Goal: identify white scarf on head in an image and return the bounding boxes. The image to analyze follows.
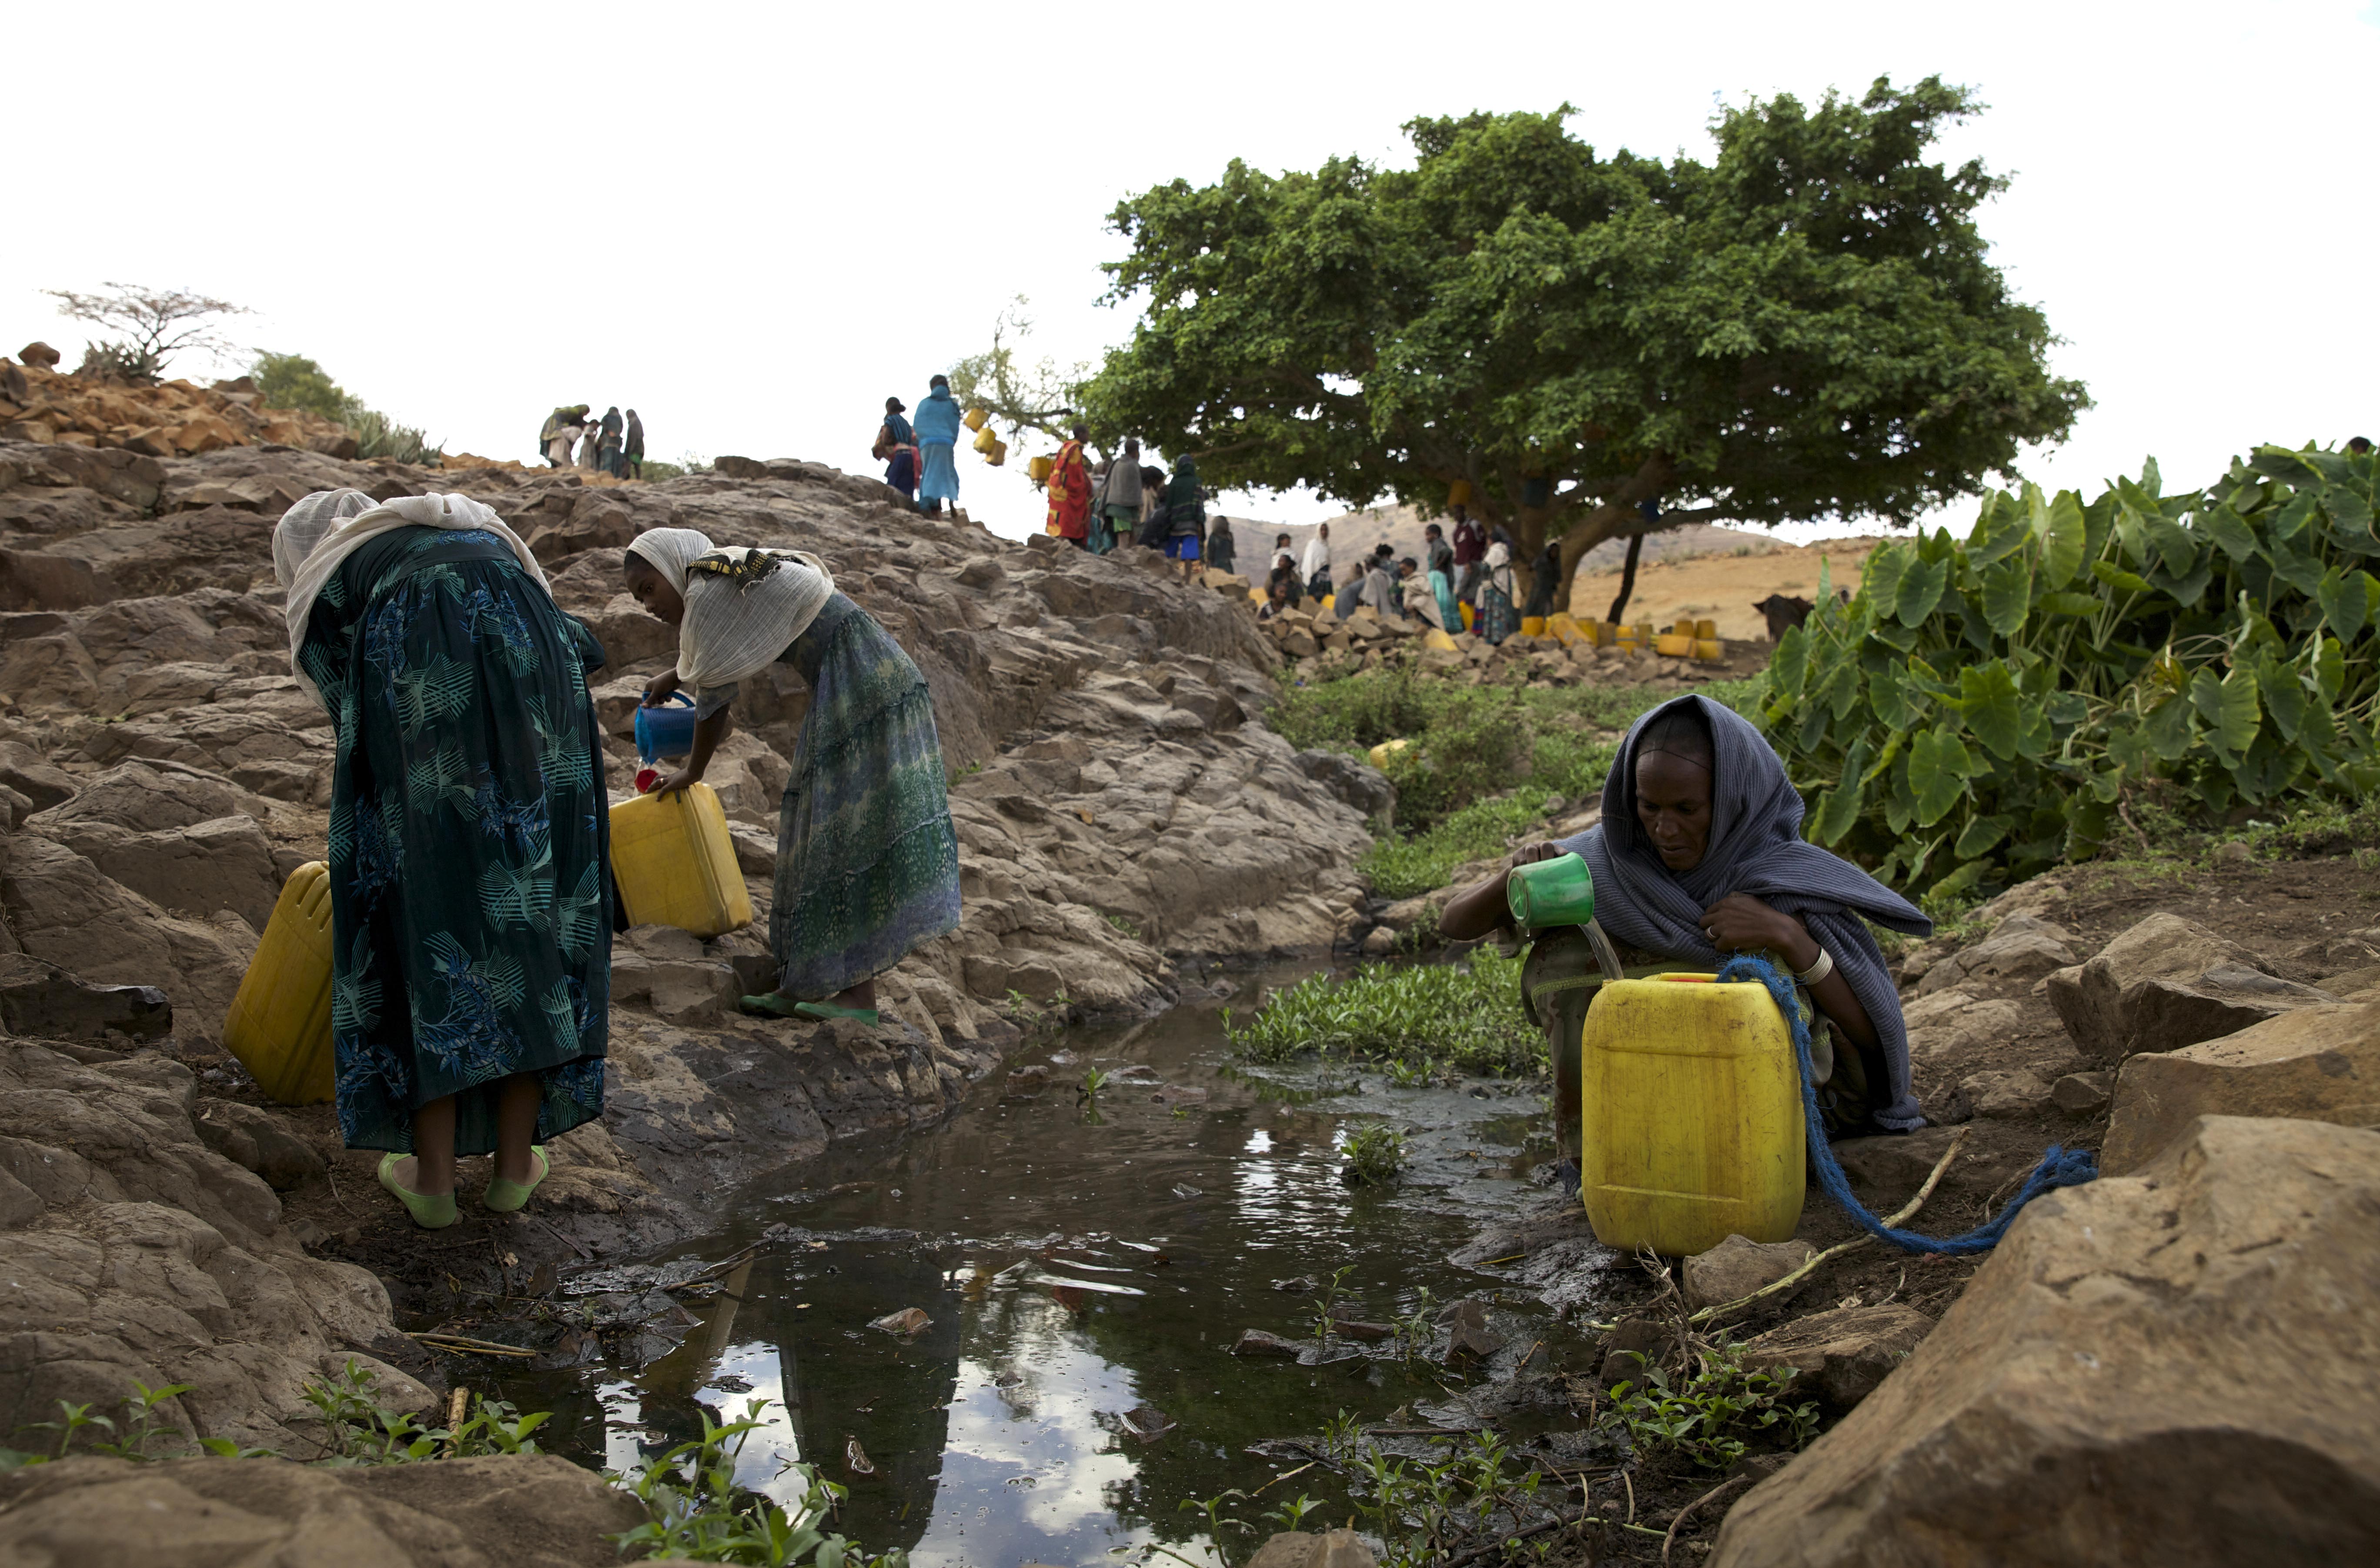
[625,526,836,693]
[277,490,551,710]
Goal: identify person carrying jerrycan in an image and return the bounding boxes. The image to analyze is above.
[1436,697,1931,1183]
[623,528,961,1025]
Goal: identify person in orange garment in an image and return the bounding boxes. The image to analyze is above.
[1044,424,1092,548]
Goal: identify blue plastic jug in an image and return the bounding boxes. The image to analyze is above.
[635,692,698,766]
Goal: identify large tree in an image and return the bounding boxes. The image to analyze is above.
[1080,77,2088,592]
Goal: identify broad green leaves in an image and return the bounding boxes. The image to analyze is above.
[1755,444,2380,900]
[1907,727,1972,827]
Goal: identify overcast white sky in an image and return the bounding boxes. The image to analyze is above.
[8,2,2377,543]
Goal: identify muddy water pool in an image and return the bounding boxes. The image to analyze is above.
[498,965,1608,1566]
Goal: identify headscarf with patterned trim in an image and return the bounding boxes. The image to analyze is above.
[626,526,836,692]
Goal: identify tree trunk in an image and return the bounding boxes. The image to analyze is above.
[1555,451,1678,607]
[1605,534,1645,625]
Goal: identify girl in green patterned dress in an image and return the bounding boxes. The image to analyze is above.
[275,489,612,1230]
[622,528,959,1025]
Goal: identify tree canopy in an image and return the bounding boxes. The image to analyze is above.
[1080,77,2089,583]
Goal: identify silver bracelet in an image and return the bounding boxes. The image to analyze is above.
[1793,946,1834,986]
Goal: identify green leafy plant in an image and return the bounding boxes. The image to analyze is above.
[612,1398,900,1568]
[1340,1123,1410,1187]
[1395,1287,1439,1362]
[1175,1488,1257,1568]
[1598,1344,1818,1471]
[1759,449,2380,901]
[1308,1265,1356,1342]
[1263,1494,1325,1532]
[1227,953,1538,1077]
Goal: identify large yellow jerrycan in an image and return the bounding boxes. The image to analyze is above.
[1580,973,1804,1255]
[608,783,752,938]
[223,861,336,1104]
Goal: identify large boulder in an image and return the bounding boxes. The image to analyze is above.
[2046,911,2338,1064]
[0,834,252,1031]
[2102,1000,2380,1174]
[0,1040,423,1454]
[0,1453,642,1567]
[1710,1116,2380,1567]
[43,815,282,932]
[1912,915,2079,997]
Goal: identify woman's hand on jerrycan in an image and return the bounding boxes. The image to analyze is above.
[1699,892,1819,969]
[641,669,682,708]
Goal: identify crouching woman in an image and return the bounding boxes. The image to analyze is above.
[622,528,961,1024]
[274,488,612,1229]
[1437,696,1932,1156]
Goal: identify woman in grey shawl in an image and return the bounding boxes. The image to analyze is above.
[1439,695,1930,1137]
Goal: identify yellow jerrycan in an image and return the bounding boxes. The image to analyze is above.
[222,861,336,1104]
[608,783,752,938]
[1580,973,1805,1255]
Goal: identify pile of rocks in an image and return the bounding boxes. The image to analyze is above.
[2,347,353,460]
[1252,595,1740,690]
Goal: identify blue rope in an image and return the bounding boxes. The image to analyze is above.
[1716,952,2097,1255]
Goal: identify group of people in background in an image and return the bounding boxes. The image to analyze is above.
[1252,502,1556,646]
[1019,423,1218,579]
[539,405,645,478]
[875,379,966,518]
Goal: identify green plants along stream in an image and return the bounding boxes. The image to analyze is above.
[459,967,1583,1568]
[1268,669,1760,898]
[1762,446,2380,904]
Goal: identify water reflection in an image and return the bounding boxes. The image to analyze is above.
[519,964,1578,1568]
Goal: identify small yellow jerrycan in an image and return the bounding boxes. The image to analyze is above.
[1580,973,1805,1255]
[608,783,752,938]
[223,861,337,1104]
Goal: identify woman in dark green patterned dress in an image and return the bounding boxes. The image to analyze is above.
[622,527,959,1025]
[274,489,611,1230]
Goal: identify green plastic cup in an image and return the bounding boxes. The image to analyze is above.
[1508,852,1594,931]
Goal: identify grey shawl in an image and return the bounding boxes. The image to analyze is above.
[1553,694,1932,1130]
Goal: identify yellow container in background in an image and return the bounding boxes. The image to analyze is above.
[1692,638,1724,663]
[1027,455,1055,484]
[972,425,999,455]
[223,861,335,1105]
[609,784,753,939]
[1580,974,1805,1255]
[1548,612,1585,645]
[963,407,989,432]
[1694,617,1718,640]
[985,439,1007,467]
[1423,627,1460,653]
[1322,594,1336,612]
[1654,632,1695,657]
[1459,602,1474,630]
[1521,616,1548,637]
[1367,738,1411,769]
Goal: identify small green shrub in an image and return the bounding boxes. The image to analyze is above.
[1598,1343,1819,1471]
[612,1398,902,1567]
[1275,667,1759,897]
[1340,1122,1409,1186]
[1226,952,1538,1077]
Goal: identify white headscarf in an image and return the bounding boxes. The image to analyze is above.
[626,527,836,692]
[275,489,551,709]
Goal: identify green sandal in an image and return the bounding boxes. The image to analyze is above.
[483,1146,548,1213]
[793,1000,879,1025]
[378,1153,458,1230]
[738,992,808,1020]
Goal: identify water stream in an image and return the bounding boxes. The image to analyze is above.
[495,964,1597,1567]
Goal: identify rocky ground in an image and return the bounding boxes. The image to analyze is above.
[0,422,1387,1464]
[1414,838,2380,1563]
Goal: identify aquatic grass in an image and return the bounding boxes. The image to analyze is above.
[1225,953,1540,1078]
